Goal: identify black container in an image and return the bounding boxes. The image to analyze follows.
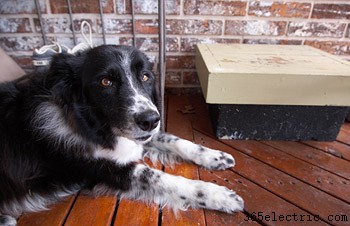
[208,104,349,141]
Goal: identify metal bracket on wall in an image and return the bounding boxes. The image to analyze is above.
[158,0,166,132]
[34,0,47,45]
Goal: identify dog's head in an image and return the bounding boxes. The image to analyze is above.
[46,45,160,146]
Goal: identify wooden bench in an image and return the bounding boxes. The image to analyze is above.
[196,44,350,141]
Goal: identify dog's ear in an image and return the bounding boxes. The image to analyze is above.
[45,52,86,103]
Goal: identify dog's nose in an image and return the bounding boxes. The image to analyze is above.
[135,111,160,132]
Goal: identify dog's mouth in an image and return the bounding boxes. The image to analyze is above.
[135,135,151,141]
[132,134,153,144]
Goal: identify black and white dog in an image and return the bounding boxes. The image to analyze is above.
[0,45,243,225]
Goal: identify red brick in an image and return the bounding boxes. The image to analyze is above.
[135,19,159,34]
[136,38,159,52]
[243,39,302,45]
[115,0,131,14]
[34,18,71,34]
[50,0,114,14]
[225,20,287,36]
[166,19,223,35]
[0,0,46,14]
[118,37,134,45]
[180,38,240,52]
[249,1,311,18]
[288,22,346,38]
[183,71,200,85]
[73,19,95,33]
[305,41,350,56]
[34,18,95,34]
[166,56,195,70]
[0,18,32,33]
[184,0,246,16]
[165,71,181,85]
[134,0,180,15]
[98,19,132,34]
[0,36,44,51]
[135,37,178,52]
[312,4,350,19]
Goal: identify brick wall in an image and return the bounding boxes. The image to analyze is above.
[1,0,349,94]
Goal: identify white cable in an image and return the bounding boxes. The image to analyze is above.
[81,21,93,48]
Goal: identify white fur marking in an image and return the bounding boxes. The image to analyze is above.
[123,164,244,213]
[32,102,87,149]
[93,137,144,164]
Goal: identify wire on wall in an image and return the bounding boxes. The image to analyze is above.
[66,0,77,45]
[131,0,136,47]
[99,0,107,44]
[34,0,48,45]
[158,0,166,131]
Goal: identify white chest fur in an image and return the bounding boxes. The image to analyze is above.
[93,137,144,164]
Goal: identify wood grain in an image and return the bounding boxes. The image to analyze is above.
[17,195,75,226]
[263,141,350,179]
[195,131,349,225]
[302,140,350,161]
[64,195,117,226]
[161,95,206,226]
[114,200,159,226]
[222,140,350,203]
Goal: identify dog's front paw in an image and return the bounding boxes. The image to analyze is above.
[194,147,235,170]
[193,182,244,213]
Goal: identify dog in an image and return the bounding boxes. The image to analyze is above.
[0,45,244,225]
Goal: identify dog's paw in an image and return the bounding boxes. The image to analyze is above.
[194,147,235,170]
[201,183,244,213]
[0,215,17,226]
[184,182,244,213]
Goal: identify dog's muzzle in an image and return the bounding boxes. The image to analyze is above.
[134,110,160,132]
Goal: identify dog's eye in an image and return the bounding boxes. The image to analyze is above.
[142,74,149,82]
[100,78,113,87]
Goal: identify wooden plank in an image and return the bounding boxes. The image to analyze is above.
[263,141,350,180]
[17,195,75,226]
[114,159,160,226]
[64,195,117,226]
[302,141,350,161]
[340,122,350,134]
[162,164,207,226]
[114,200,159,226]
[161,95,206,226]
[199,170,260,226]
[336,129,350,145]
[185,95,215,137]
[194,131,350,225]
[222,140,350,203]
[199,169,326,226]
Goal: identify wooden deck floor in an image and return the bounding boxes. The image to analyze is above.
[18,95,350,226]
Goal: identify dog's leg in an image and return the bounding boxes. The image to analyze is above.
[124,164,244,213]
[0,215,17,226]
[143,133,235,170]
[79,159,243,213]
